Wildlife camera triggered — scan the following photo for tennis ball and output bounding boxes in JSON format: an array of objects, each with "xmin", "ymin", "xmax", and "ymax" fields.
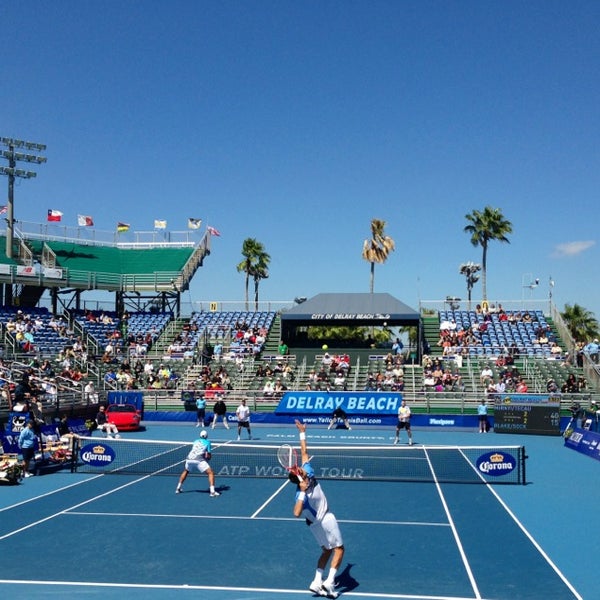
[{"xmin": 322, "ymin": 344, "xmax": 328, "ymax": 350}]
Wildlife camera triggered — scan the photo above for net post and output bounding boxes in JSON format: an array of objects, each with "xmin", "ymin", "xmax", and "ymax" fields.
[
  {"xmin": 70, "ymin": 437, "xmax": 80, "ymax": 473},
  {"xmin": 520, "ymin": 446, "xmax": 527, "ymax": 485}
]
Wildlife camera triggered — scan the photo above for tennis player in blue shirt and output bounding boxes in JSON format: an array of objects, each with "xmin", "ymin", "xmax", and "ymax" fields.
[
  {"xmin": 175, "ymin": 430, "xmax": 220, "ymax": 496},
  {"xmin": 288, "ymin": 420, "xmax": 344, "ymax": 598}
]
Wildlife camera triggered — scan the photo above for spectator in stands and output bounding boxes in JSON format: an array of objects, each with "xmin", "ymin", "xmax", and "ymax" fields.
[
  {"xmin": 212, "ymin": 342, "xmax": 223, "ymax": 360},
  {"xmin": 392, "ymin": 338, "xmax": 404, "ymax": 355},
  {"xmin": 583, "ymin": 339, "xmax": 600, "ymax": 364},
  {"xmin": 562, "ymin": 374, "xmax": 578, "ymax": 394},
  {"xmin": 282, "ymin": 362, "xmax": 295, "ymax": 381},
  {"xmin": 480, "ymin": 364, "xmax": 494, "ymax": 388},
  {"xmin": 516, "ymin": 378, "xmax": 528, "ymax": 393},
  {"xmin": 104, "ymin": 367, "xmax": 118, "ymax": 386},
  {"xmin": 333, "ymin": 372, "xmax": 347, "ymax": 390},
  {"xmin": 365, "ymin": 372, "xmax": 377, "ymax": 392},
  {"xmin": 84, "ymin": 381, "xmax": 99, "ymax": 404},
  {"xmin": 278, "ymin": 340, "xmax": 289, "ymax": 357},
  {"xmin": 546, "ymin": 378, "xmax": 559, "ymax": 394},
  {"xmin": 263, "ymin": 378, "xmax": 275, "ymax": 398},
  {"xmin": 255, "ymin": 363, "xmax": 267, "ymax": 378},
  {"xmin": 274, "ymin": 378, "xmax": 287, "ymax": 398}
]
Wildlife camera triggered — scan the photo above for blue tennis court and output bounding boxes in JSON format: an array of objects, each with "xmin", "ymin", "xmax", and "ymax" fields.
[{"xmin": 0, "ymin": 423, "xmax": 592, "ymax": 600}]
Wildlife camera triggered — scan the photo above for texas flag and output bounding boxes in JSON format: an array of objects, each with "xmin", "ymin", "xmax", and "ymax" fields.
[{"xmin": 47, "ymin": 209, "xmax": 63, "ymax": 222}]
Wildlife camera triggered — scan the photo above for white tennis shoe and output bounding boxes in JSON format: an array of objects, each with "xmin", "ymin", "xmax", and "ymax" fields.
[
  {"xmin": 320, "ymin": 581, "xmax": 338, "ymax": 598},
  {"xmin": 309, "ymin": 579, "xmax": 322, "ymax": 594}
]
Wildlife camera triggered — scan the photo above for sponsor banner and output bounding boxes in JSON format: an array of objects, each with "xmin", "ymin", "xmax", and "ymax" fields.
[
  {"xmin": 142, "ymin": 410, "xmax": 483, "ymax": 429},
  {"xmin": 476, "ymin": 450, "xmax": 517, "ymax": 477},
  {"xmin": 564, "ymin": 428, "xmax": 600, "ymax": 463},
  {"xmin": 16, "ymin": 265, "xmax": 39, "ymax": 277},
  {"xmin": 79, "ymin": 442, "xmax": 116, "ymax": 468},
  {"xmin": 489, "ymin": 393, "xmax": 560, "ymax": 406},
  {"xmin": 0, "ymin": 264, "xmax": 10, "ymax": 275},
  {"xmin": 275, "ymin": 391, "xmax": 402, "ymax": 415},
  {"xmin": 42, "ymin": 266, "xmax": 64, "ymax": 279}
]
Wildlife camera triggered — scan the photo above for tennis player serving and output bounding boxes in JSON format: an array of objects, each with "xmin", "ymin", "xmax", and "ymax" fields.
[{"xmin": 288, "ymin": 419, "xmax": 344, "ymax": 598}]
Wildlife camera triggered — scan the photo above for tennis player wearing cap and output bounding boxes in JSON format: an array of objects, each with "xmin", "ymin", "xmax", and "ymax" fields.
[
  {"xmin": 175, "ymin": 430, "xmax": 220, "ymax": 497},
  {"xmin": 289, "ymin": 420, "xmax": 344, "ymax": 598}
]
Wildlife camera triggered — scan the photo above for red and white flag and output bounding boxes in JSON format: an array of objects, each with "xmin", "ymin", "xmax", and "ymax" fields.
[
  {"xmin": 47, "ymin": 209, "xmax": 63, "ymax": 222},
  {"xmin": 207, "ymin": 225, "xmax": 221, "ymax": 237},
  {"xmin": 0, "ymin": 206, "xmax": 7, "ymax": 215},
  {"xmin": 77, "ymin": 214, "xmax": 94, "ymax": 227}
]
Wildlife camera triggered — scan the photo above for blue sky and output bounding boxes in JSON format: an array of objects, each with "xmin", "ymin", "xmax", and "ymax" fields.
[{"xmin": 2, "ymin": 1, "xmax": 599, "ymax": 318}]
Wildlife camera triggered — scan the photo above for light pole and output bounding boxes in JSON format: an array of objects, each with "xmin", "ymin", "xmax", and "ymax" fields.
[
  {"xmin": 521, "ymin": 273, "xmax": 539, "ymax": 303},
  {"xmin": 459, "ymin": 261, "xmax": 481, "ymax": 310},
  {"xmin": 0, "ymin": 136, "xmax": 47, "ymax": 259}
]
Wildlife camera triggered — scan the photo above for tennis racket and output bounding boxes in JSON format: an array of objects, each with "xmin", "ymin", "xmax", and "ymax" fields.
[{"xmin": 277, "ymin": 444, "xmax": 303, "ymax": 482}]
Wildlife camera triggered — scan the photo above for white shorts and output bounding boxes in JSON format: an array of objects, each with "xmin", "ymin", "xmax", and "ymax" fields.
[
  {"xmin": 184, "ymin": 459, "xmax": 210, "ymax": 473},
  {"xmin": 309, "ymin": 512, "xmax": 343, "ymax": 550}
]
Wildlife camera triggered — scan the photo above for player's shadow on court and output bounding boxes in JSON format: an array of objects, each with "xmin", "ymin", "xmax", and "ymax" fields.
[
  {"xmin": 336, "ymin": 563, "xmax": 359, "ymax": 594},
  {"xmin": 191, "ymin": 485, "xmax": 231, "ymax": 494}
]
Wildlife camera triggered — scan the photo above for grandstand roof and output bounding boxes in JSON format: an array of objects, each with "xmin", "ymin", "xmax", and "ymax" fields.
[{"xmin": 281, "ymin": 292, "xmax": 419, "ymax": 325}]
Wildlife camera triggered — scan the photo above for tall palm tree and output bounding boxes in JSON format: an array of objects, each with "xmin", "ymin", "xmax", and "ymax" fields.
[
  {"xmin": 561, "ymin": 303, "xmax": 599, "ymax": 343},
  {"xmin": 362, "ymin": 218, "xmax": 395, "ymax": 293},
  {"xmin": 251, "ymin": 256, "xmax": 270, "ymax": 311},
  {"xmin": 464, "ymin": 206, "xmax": 513, "ymax": 301},
  {"xmin": 237, "ymin": 238, "xmax": 270, "ymax": 311}
]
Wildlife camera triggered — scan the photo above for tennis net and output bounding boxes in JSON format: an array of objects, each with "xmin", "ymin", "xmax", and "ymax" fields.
[{"xmin": 71, "ymin": 437, "xmax": 526, "ymax": 484}]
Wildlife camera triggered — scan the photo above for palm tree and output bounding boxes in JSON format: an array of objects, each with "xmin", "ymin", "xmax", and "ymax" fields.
[
  {"xmin": 237, "ymin": 238, "xmax": 271, "ymax": 311},
  {"xmin": 464, "ymin": 206, "xmax": 513, "ymax": 301},
  {"xmin": 251, "ymin": 256, "xmax": 270, "ymax": 311},
  {"xmin": 362, "ymin": 218, "xmax": 395, "ymax": 293},
  {"xmin": 561, "ymin": 304, "xmax": 599, "ymax": 343}
]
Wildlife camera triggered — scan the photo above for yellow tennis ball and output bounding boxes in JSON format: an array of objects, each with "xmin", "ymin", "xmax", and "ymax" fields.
[{"xmin": 322, "ymin": 344, "xmax": 328, "ymax": 350}]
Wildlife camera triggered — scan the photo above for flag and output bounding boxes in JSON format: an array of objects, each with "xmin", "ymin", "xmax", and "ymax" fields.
[
  {"xmin": 77, "ymin": 214, "xmax": 94, "ymax": 227},
  {"xmin": 154, "ymin": 219, "xmax": 167, "ymax": 229},
  {"xmin": 188, "ymin": 217, "xmax": 202, "ymax": 230},
  {"xmin": 0, "ymin": 206, "xmax": 7, "ymax": 215},
  {"xmin": 207, "ymin": 225, "xmax": 221, "ymax": 237},
  {"xmin": 117, "ymin": 222, "xmax": 130, "ymax": 233},
  {"xmin": 47, "ymin": 209, "xmax": 63, "ymax": 222}
]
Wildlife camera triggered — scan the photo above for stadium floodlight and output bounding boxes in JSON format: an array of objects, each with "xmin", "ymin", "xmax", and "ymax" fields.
[{"xmin": 1, "ymin": 136, "xmax": 46, "ymax": 259}]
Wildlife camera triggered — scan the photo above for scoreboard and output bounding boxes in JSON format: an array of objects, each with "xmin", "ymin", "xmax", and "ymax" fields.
[{"xmin": 493, "ymin": 400, "xmax": 561, "ymax": 436}]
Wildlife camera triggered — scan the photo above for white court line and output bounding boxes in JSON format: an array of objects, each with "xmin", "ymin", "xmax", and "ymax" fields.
[
  {"xmin": 64, "ymin": 511, "xmax": 451, "ymax": 527},
  {"xmin": 483, "ymin": 485, "xmax": 582, "ymax": 600},
  {"xmin": 0, "ymin": 474, "xmax": 104, "ymax": 512},
  {"xmin": 0, "ymin": 578, "xmax": 484, "ymax": 599},
  {"xmin": 423, "ymin": 448, "xmax": 482, "ymax": 600},
  {"xmin": 0, "ymin": 473, "xmax": 154, "ymax": 542}
]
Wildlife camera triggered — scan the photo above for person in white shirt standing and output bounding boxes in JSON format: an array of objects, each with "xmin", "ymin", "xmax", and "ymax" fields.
[
  {"xmin": 235, "ymin": 398, "xmax": 252, "ymax": 441},
  {"xmin": 394, "ymin": 400, "xmax": 413, "ymax": 445}
]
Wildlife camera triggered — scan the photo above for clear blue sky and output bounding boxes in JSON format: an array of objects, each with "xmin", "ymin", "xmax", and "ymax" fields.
[{"xmin": 2, "ymin": 1, "xmax": 599, "ymax": 317}]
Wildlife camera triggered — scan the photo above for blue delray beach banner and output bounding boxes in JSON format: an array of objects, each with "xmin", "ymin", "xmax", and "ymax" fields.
[
  {"xmin": 564, "ymin": 428, "xmax": 600, "ymax": 463},
  {"xmin": 274, "ymin": 391, "xmax": 402, "ymax": 415}
]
